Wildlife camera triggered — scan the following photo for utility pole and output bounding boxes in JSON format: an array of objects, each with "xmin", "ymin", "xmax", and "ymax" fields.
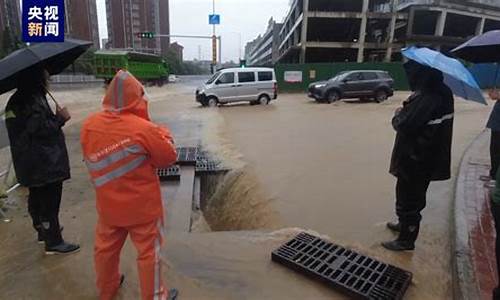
[
  {"xmin": 129, "ymin": 0, "xmax": 135, "ymax": 50},
  {"xmin": 211, "ymin": 0, "xmax": 217, "ymax": 73}
]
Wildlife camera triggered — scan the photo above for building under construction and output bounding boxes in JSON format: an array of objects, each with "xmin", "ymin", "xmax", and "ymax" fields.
[{"xmin": 246, "ymin": 0, "xmax": 500, "ymax": 64}]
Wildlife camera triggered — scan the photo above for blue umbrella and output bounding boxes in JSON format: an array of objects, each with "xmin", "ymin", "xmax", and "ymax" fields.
[{"xmin": 402, "ymin": 46, "xmax": 487, "ymax": 105}]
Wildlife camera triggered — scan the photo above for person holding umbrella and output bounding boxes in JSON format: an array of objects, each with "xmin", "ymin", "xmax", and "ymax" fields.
[
  {"xmin": 384, "ymin": 47, "xmax": 485, "ymax": 251},
  {"xmin": 0, "ymin": 39, "xmax": 92, "ymax": 254},
  {"xmin": 453, "ymin": 30, "xmax": 500, "ymax": 299},
  {"xmin": 453, "ymin": 30, "xmax": 500, "ymax": 186},
  {"xmin": 5, "ymin": 66, "xmax": 79, "ymax": 254}
]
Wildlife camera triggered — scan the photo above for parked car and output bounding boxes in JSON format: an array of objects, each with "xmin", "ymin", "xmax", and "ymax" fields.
[
  {"xmin": 308, "ymin": 70, "xmax": 394, "ymax": 103},
  {"xmin": 196, "ymin": 67, "xmax": 278, "ymax": 107}
]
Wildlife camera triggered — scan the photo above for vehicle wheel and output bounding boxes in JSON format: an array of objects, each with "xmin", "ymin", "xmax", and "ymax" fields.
[
  {"xmin": 258, "ymin": 95, "xmax": 270, "ymax": 105},
  {"xmin": 207, "ymin": 97, "xmax": 218, "ymax": 107},
  {"xmin": 327, "ymin": 91, "xmax": 340, "ymax": 103},
  {"xmin": 375, "ymin": 90, "xmax": 388, "ymax": 103}
]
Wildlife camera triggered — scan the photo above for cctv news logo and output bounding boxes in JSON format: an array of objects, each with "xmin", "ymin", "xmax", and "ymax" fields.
[{"xmin": 22, "ymin": 0, "xmax": 65, "ymax": 42}]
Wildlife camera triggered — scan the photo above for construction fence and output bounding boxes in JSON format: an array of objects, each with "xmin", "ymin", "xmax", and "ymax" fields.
[{"xmin": 275, "ymin": 63, "xmax": 410, "ymax": 92}]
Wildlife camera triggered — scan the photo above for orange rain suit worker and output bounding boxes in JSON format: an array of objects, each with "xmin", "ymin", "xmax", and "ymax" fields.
[{"xmin": 81, "ymin": 70, "xmax": 177, "ymax": 300}]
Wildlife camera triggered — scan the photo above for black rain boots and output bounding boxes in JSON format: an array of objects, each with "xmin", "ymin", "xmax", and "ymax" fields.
[
  {"xmin": 382, "ymin": 223, "xmax": 419, "ymax": 251},
  {"xmin": 386, "ymin": 221, "xmax": 401, "ymax": 233}
]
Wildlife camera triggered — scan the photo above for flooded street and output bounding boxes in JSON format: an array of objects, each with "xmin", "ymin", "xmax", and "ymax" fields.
[{"xmin": 0, "ymin": 77, "xmax": 493, "ymax": 299}]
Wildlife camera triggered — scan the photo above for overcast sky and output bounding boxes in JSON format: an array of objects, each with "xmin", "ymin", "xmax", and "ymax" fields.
[{"xmin": 96, "ymin": 0, "xmax": 290, "ymax": 62}]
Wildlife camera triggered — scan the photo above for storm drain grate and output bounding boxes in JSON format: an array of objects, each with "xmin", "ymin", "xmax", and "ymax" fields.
[
  {"xmin": 176, "ymin": 147, "xmax": 199, "ymax": 166},
  {"xmin": 272, "ymin": 232, "xmax": 412, "ymax": 300},
  {"xmin": 157, "ymin": 165, "xmax": 181, "ymax": 181},
  {"xmin": 196, "ymin": 150, "xmax": 211, "ymax": 161},
  {"xmin": 195, "ymin": 160, "xmax": 228, "ymax": 174}
]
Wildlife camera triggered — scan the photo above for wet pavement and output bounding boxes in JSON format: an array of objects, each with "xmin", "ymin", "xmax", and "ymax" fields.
[
  {"xmin": 454, "ymin": 129, "xmax": 498, "ymax": 300},
  {"xmin": 0, "ymin": 78, "xmax": 496, "ymax": 299}
]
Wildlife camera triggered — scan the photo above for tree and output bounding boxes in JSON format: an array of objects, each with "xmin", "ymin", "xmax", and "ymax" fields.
[
  {"xmin": 163, "ymin": 48, "xmax": 208, "ymax": 75},
  {"xmin": 64, "ymin": 48, "xmax": 96, "ymax": 74}
]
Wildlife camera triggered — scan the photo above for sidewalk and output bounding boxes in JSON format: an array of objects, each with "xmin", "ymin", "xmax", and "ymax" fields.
[{"xmin": 455, "ymin": 129, "xmax": 497, "ymax": 300}]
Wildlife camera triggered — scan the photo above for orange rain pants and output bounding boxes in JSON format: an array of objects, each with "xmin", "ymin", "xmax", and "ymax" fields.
[{"xmin": 95, "ymin": 218, "xmax": 167, "ymax": 300}]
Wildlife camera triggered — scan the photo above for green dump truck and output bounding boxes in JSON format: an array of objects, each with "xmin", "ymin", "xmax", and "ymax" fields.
[{"xmin": 94, "ymin": 50, "xmax": 169, "ymax": 86}]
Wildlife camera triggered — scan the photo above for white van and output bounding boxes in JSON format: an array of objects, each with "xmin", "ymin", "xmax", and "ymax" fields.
[{"xmin": 196, "ymin": 67, "xmax": 278, "ymax": 107}]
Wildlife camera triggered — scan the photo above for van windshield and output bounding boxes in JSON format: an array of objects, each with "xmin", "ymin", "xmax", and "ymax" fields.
[{"xmin": 206, "ymin": 72, "xmax": 221, "ymax": 84}]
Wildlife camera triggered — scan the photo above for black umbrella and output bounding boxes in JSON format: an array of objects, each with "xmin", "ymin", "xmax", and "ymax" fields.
[
  {"xmin": 0, "ymin": 38, "xmax": 93, "ymax": 95},
  {"xmin": 452, "ymin": 30, "xmax": 500, "ymax": 63}
]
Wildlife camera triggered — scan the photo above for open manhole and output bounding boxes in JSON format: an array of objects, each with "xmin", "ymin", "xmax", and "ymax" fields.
[
  {"xmin": 272, "ymin": 232, "xmax": 412, "ymax": 300},
  {"xmin": 157, "ymin": 145, "xmax": 275, "ymax": 233},
  {"xmin": 157, "ymin": 147, "xmax": 228, "ymax": 181}
]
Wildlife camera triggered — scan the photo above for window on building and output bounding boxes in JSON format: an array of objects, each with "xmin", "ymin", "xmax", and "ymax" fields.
[
  {"xmin": 238, "ymin": 72, "xmax": 256, "ymax": 83},
  {"xmin": 217, "ymin": 72, "xmax": 235, "ymax": 84},
  {"xmin": 258, "ymin": 72, "xmax": 273, "ymax": 81}
]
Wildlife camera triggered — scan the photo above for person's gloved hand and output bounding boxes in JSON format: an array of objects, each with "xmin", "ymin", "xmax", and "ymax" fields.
[{"xmin": 56, "ymin": 105, "xmax": 71, "ymax": 123}]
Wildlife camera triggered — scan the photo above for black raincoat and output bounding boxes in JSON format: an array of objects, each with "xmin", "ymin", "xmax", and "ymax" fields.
[
  {"xmin": 5, "ymin": 90, "xmax": 70, "ymax": 187},
  {"xmin": 389, "ymin": 61, "xmax": 454, "ymax": 181}
]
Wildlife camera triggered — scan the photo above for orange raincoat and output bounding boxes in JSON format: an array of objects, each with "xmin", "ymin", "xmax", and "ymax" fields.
[{"xmin": 81, "ymin": 70, "xmax": 177, "ymax": 300}]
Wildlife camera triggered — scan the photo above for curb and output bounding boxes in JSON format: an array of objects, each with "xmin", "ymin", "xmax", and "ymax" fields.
[{"xmin": 452, "ymin": 129, "xmax": 487, "ymax": 300}]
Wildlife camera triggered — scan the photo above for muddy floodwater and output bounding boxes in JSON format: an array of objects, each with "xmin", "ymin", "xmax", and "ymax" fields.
[{"xmin": 0, "ymin": 78, "xmax": 493, "ymax": 299}]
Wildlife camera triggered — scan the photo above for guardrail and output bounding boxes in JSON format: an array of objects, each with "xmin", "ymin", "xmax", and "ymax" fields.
[{"xmin": 50, "ymin": 74, "xmax": 103, "ymax": 84}]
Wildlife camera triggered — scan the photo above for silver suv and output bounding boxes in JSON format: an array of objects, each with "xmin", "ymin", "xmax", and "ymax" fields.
[{"xmin": 196, "ymin": 67, "xmax": 278, "ymax": 107}]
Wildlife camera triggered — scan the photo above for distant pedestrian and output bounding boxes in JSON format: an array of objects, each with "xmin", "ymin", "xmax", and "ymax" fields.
[
  {"xmin": 383, "ymin": 60, "xmax": 454, "ymax": 251},
  {"xmin": 81, "ymin": 70, "xmax": 178, "ymax": 300},
  {"xmin": 5, "ymin": 66, "xmax": 80, "ymax": 254},
  {"xmin": 483, "ymin": 89, "xmax": 500, "ymax": 187}
]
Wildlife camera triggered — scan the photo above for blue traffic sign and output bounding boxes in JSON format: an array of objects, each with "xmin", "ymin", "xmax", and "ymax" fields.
[{"xmin": 209, "ymin": 14, "xmax": 220, "ymax": 25}]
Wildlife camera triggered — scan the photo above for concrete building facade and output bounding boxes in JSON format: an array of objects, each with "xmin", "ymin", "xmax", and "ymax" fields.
[
  {"xmin": 106, "ymin": 0, "xmax": 170, "ymax": 55},
  {"xmin": 169, "ymin": 42, "xmax": 184, "ymax": 62},
  {"xmin": 65, "ymin": 0, "xmax": 100, "ymax": 49},
  {"xmin": 245, "ymin": 36, "xmax": 262, "ymax": 60},
  {"xmin": 399, "ymin": 0, "xmax": 500, "ymax": 52},
  {"xmin": 246, "ymin": 18, "xmax": 283, "ymax": 66},
  {"xmin": 276, "ymin": 0, "xmax": 407, "ymax": 64},
  {"xmin": 0, "ymin": 0, "xmax": 21, "ymax": 49},
  {"xmin": 249, "ymin": 0, "xmax": 500, "ymax": 65}
]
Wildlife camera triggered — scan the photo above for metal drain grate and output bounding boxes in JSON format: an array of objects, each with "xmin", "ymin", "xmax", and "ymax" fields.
[
  {"xmin": 176, "ymin": 147, "xmax": 198, "ymax": 166},
  {"xmin": 196, "ymin": 150, "xmax": 211, "ymax": 161},
  {"xmin": 272, "ymin": 232, "xmax": 412, "ymax": 300},
  {"xmin": 195, "ymin": 160, "xmax": 228, "ymax": 173},
  {"xmin": 157, "ymin": 165, "xmax": 181, "ymax": 181}
]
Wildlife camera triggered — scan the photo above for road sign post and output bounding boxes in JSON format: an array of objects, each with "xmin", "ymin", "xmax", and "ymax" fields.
[{"xmin": 212, "ymin": 35, "xmax": 217, "ymax": 65}]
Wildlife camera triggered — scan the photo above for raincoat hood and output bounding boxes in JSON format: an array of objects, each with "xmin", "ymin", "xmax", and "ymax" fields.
[
  {"xmin": 103, "ymin": 70, "xmax": 150, "ymax": 121},
  {"xmin": 404, "ymin": 60, "xmax": 444, "ymax": 92}
]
